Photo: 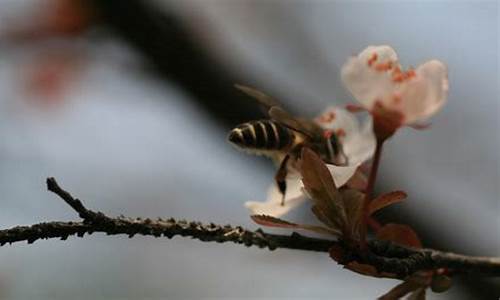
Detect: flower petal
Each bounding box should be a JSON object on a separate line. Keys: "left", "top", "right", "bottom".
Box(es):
{"left": 316, "top": 107, "right": 375, "bottom": 165}
{"left": 343, "top": 118, "right": 376, "bottom": 165}
{"left": 316, "top": 106, "right": 359, "bottom": 135}
{"left": 341, "top": 45, "right": 399, "bottom": 109}
{"left": 245, "top": 176, "right": 306, "bottom": 217}
{"left": 326, "top": 164, "right": 359, "bottom": 188}
{"left": 342, "top": 45, "right": 448, "bottom": 124}
{"left": 398, "top": 60, "right": 448, "bottom": 123}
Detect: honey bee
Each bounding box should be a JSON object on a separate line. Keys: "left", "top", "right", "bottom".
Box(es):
{"left": 228, "top": 84, "right": 347, "bottom": 203}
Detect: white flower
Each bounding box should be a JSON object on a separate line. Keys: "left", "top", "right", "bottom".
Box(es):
{"left": 245, "top": 108, "right": 375, "bottom": 217}
{"left": 341, "top": 45, "right": 448, "bottom": 130}
{"left": 316, "top": 107, "right": 375, "bottom": 166}
{"left": 245, "top": 171, "right": 305, "bottom": 216}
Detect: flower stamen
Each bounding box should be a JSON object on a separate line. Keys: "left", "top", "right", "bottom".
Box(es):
{"left": 374, "top": 61, "right": 393, "bottom": 72}
{"left": 392, "top": 93, "right": 402, "bottom": 105}
{"left": 392, "top": 67, "right": 416, "bottom": 83}
{"left": 367, "top": 52, "right": 378, "bottom": 66}
{"left": 323, "top": 129, "right": 334, "bottom": 139}
{"left": 317, "top": 111, "right": 336, "bottom": 124}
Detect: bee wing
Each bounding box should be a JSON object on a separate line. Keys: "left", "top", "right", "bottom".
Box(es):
{"left": 234, "top": 84, "right": 281, "bottom": 114}
{"left": 235, "top": 84, "right": 323, "bottom": 138}
{"left": 269, "top": 106, "right": 323, "bottom": 138}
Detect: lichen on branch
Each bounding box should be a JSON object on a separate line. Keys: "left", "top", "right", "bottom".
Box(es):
{"left": 0, "top": 178, "right": 497, "bottom": 282}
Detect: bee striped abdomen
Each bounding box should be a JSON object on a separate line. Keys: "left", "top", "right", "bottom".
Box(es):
{"left": 228, "top": 120, "right": 294, "bottom": 151}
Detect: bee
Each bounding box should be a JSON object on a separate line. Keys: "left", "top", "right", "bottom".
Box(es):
{"left": 228, "top": 84, "right": 347, "bottom": 203}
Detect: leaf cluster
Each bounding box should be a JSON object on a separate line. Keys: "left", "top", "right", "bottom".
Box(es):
{"left": 251, "top": 148, "right": 453, "bottom": 299}
{"left": 252, "top": 148, "right": 407, "bottom": 243}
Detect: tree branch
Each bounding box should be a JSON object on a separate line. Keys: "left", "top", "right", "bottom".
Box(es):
{"left": 0, "top": 178, "right": 498, "bottom": 280}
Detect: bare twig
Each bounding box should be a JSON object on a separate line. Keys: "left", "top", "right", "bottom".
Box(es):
{"left": 46, "top": 178, "right": 107, "bottom": 223}
{"left": 0, "top": 178, "right": 498, "bottom": 280}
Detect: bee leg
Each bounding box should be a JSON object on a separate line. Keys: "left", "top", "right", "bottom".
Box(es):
{"left": 275, "top": 155, "right": 290, "bottom": 206}
{"left": 338, "top": 142, "right": 349, "bottom": 166}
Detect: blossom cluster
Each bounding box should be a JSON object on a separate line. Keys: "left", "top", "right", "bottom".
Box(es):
{"left": 233, "top": 45, "right": 450, "bottom": 299}
{"left": 246, "top": 45, "right": 448, "bottom": 218}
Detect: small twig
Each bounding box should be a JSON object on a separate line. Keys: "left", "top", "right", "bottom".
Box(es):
{"left": 0, "top": 178, "right": 497, "bottom": 279}
{"left": 46, "top": 177, "right": 108, "bottom": 223}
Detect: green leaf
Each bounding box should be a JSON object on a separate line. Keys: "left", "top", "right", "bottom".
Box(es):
{"left": 369, "top": 190, "right": 407, "bottom": 215}
{"left": 376, "top": 223, "right": 422, "bottom": 248}
{"left": 250, "top": 215, "right": 339, "bottom": 236}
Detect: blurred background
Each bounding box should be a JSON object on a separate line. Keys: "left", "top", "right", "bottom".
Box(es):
{"left": 0, "top": 0, "right": 498, "bottom": 299}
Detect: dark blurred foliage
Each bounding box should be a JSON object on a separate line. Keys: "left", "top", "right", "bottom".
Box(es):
{"left": 3, "top": 0, "right": 92, "bottom": 41}
{"left": 91, "top": 0, "right": 265, "bottom": 129}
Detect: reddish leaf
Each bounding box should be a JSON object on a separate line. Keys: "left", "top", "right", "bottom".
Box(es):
{"left": 300, "top": 224, "right": 340, "bottom": 236}
{"left": 358, "top": 161, "right": 372, "bottom": 176}
{"left": 250, "top": 215, "right": 339, "bottom": 236}
{"left": 330, "top": 247, "right": 396, "bottom": 279}
{"left": 311, "top": 205, "right": 342, "bottom": 233}
{"left": 300, "top": 225, "right": 340, "bottom": 236}
{"left": 300, "top": 148, "right": 338, "bottom": 199}
{"left": 379, "top": 273, "right": 430, "bottom": 300}
{"left": 345, "top": 262, "right": 396, "bottom": 279}
{"left": 300, "top": 148, "right": 346, "bottom": 226}
{"left": 409, "top": 122, "right": 432, "bottom": 130}
{"left": 340, "top": 189, "right": 365, "bottom": 239}
{"left": 346, "top": 262, "right": 379, "bottom": 277}
{"left": 376, "top": 223, "right": 422, "bottom": 248}
{"left": 378, "top": 280, "right": 422, "bottom": 300}
{"left": 431, "top": 274, "right": 452, "bottom": 293}
{"left": 251, "top": 215, "right": 299, "bottom": 228}
{"left": 345, "top": 169, "right": 368, "bottom": 191}
{"left": 407, "top": 288, "right": 426, "bottom": 300}
{"left": 345, "top": 103, "right": 366, "bottom": 113}
{"left": 368, "top": 191, "right": 407, "bottom": 215}
{"left": 367, "top": 217, "right": 383, "bottom": 232}
{"left": 328, "top": 245, "right": 345, "bottom": 263}
{"left": 330, "top": 250, "right": 397, "bottom": 279}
